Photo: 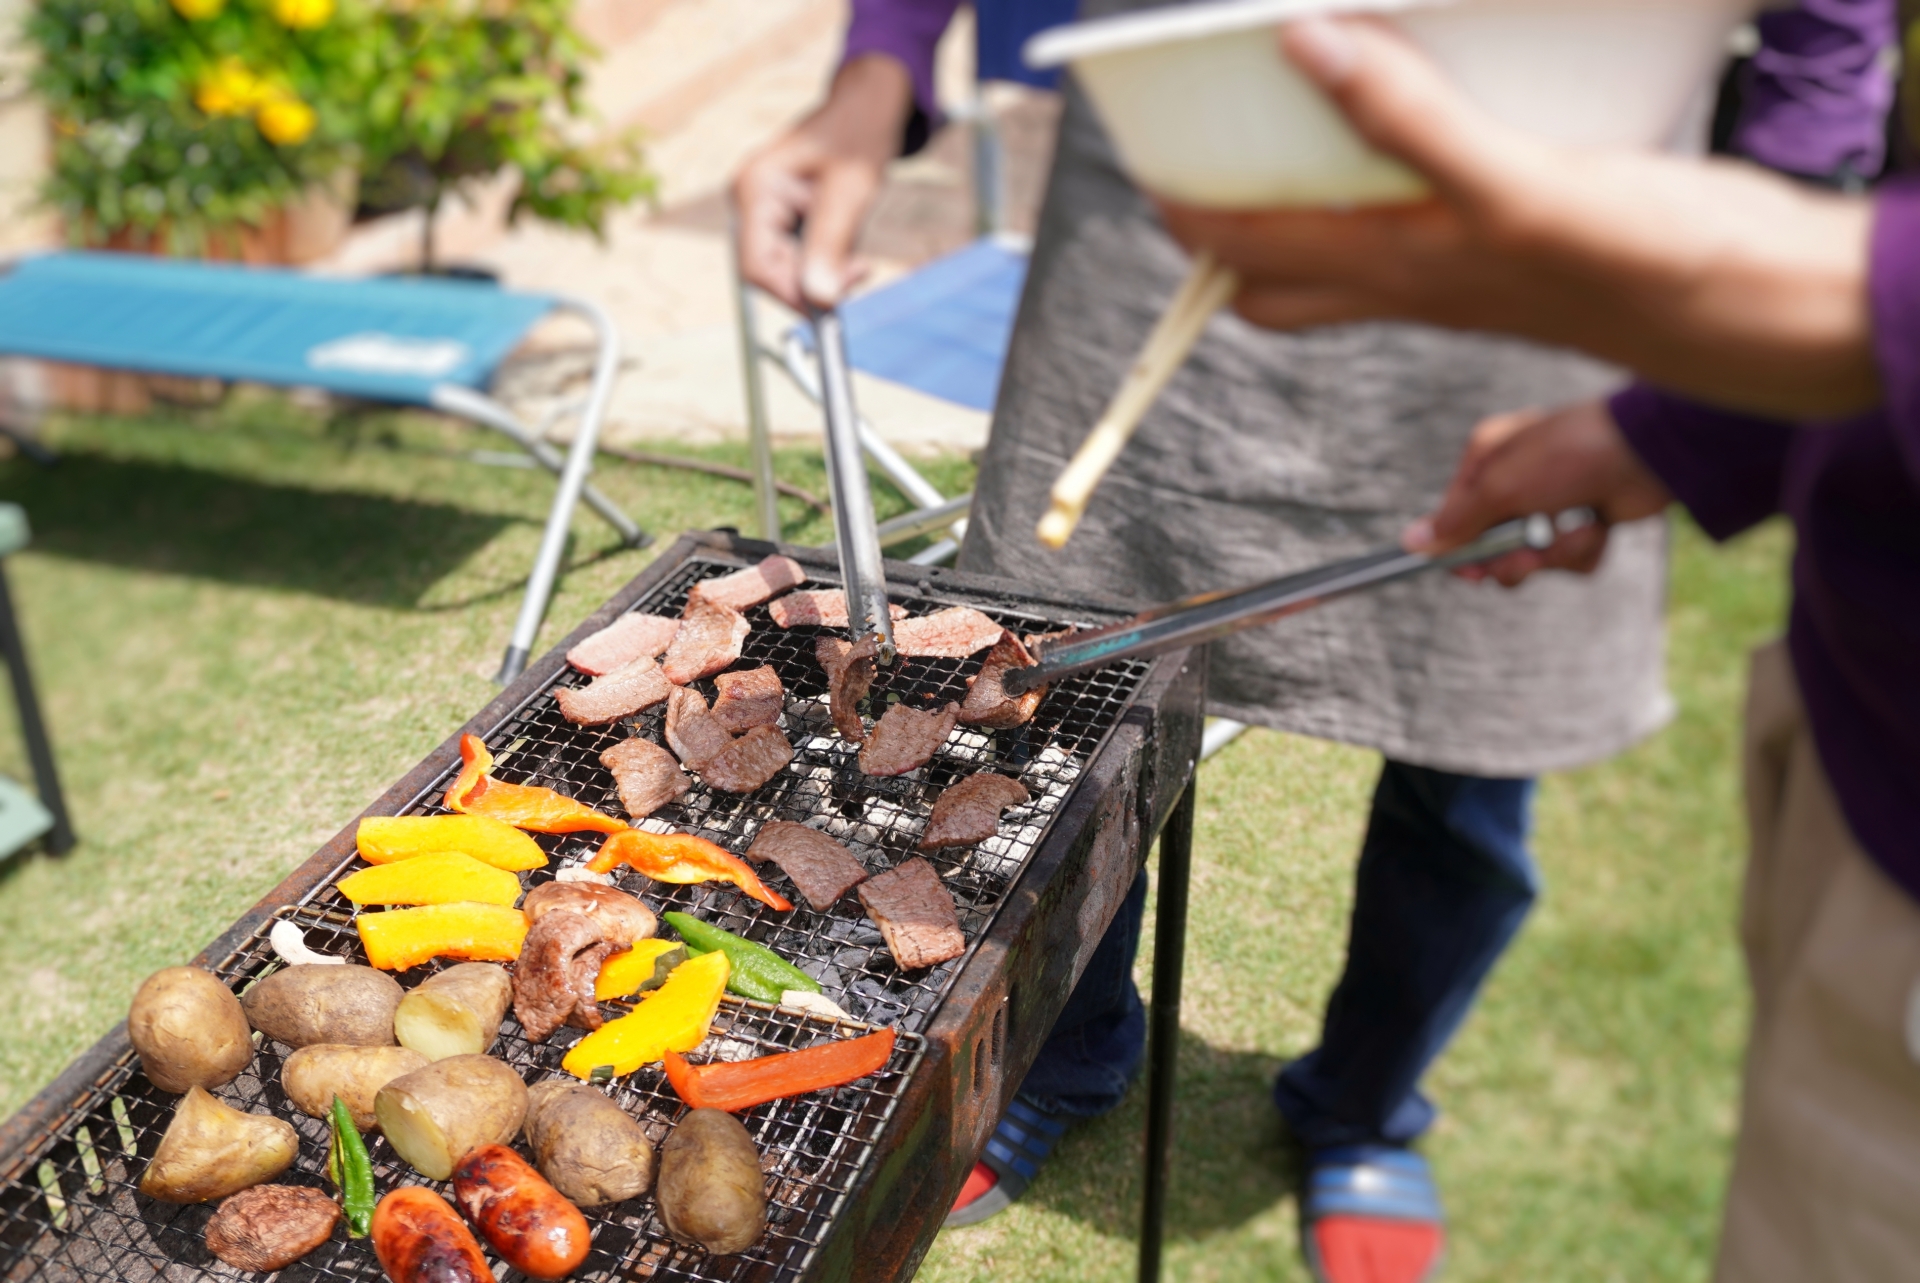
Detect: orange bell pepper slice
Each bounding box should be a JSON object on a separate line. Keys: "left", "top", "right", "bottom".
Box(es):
{"left": 446, "top": 734, "right": 625, "bottom": 835}
{"left": 662, "top": 1028, "right": 896, "bottom": 1113}
{"left": 587, "top": 829, "right": 792, "bottom": 912}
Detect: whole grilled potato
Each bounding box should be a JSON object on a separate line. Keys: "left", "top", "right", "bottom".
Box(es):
{"left": 281, "top": 1043, "right": 428, "bottom": 1131}
{"left": 242, "top": 964, "right": 402, "bottom": 1049}
{"left": 656, "top": 1108, "right": 765, "bottom": 1255}
{"left": 523, "top": 1080, "right": 654, "bottom": 1206}
{"left": 127, "top": 966, "right": 254, "bottom": 1093}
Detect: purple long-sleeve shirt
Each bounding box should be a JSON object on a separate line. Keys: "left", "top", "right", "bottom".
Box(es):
{"left": 1612, "top": 180, "right": 1920, "bottom": 902}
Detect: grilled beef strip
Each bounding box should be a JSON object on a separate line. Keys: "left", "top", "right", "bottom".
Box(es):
{"left": 664, "top": 686, "right": 735, "bottom": 769}
{"left": 514, "top": 910, "right": 619, "bottom": 1041}
{"left": 745, "top": 820, "right": 869, "bottom": 910}
{"left": 892, "top": 606, "right": 1004, "bottom": 659}
{"left": 711, "top": 664, "right": 785, "bottom": 734}
{"left": 769, "top": 591, "right": 907, "bottom": 630}
{"left": 858, "top": 701, "right": 960, "bottom": 777}
{"left": 555, "top": 654, "right": 673, "bottom": 726}
{"left": 857, "top": 857, "right": 965, "bottom": 971}
{"left": 600, "top": 736, "right": 691, "bottom": 819}
{"left": 567, "top": 613, "right": 680, "bottom": 676}
{"left": 684, "top": 554, "right": 807, "bottom": 612}
{"left": 663, "top": 597, "right": 750, "bottom": 685}
{"left": 919, "top": 772, "right": 1032, "bottom": 850}
{"left": 957, "top": 630, "right": 1046, "bottom": 729}
{"left": 816, "top": 635, "right": 878, "bottom": 743}
{"left": 699, "top": 724, "right": 795, "bottom": 793}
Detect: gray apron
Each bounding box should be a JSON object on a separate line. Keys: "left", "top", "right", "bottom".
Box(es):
{"left": 956, "top": 74, "right": 1671, "bottom": 778}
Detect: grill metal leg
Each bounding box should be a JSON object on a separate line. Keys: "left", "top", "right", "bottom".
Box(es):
{"left": 1139, "top": 781, "right": 1196, "bottom": 1283}
{"left": 0, "top": 563, "right": 73, "bottom": 853}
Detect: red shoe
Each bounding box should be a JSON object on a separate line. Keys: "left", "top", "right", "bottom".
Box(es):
{"left": 943, "top": 1100, "right": 1068, "bottom": 1229}
{"left": 1301, "top": 1147, "right": 1445, "bottom": 1283}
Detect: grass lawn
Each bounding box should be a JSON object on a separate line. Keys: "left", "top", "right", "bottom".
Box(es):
{"left": 0, "top": 396, "right": 1788, "bottom": 1281}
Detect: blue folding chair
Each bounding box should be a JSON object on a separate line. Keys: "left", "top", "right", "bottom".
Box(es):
{"left": 0, "top": 251, "right": 646, "bottom": 682}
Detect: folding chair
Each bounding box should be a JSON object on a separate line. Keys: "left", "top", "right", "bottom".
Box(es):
{"left": 0, "top": 251, "right": 647, "bottom": 683}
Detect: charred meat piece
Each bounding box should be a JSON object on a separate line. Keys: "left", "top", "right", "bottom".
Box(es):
{"left": 958, "top": 630, "right": 1045, "bottom": 729}
{"left": 920, "top": 773, "right": 1032, "bottom": 850}
{"left": 816, "top": 635, "right": 878, "bottom": 743}
{"left": 699, "top": 724, "right": 795, "bottom": 794}
{"left": 569, "top": 941, "right": 617, "bottom": 1030}
{"left": 600, "top": 737, "right": 691, "bottom": 819}
{"left": 858, "top": 857, "right": 965, "bottom": 971}
{"left": 568, "top": 613, "right": 680, "bottom": 676}
{"left": 769, "top": 591, "right": 907, "bottom": 630}
{"left": 746, "top": 820, "right": 868, "bottom": 910}
{"left": 893, "top": 607, "right": 1004, "bottom": 659}
{"left": 663, "top": 598, "right": 750, "bottom": 686}
{"left": 859, "top": 702, "right": 960, "bottom": 777}
{"left": 685, "top": 554, "right": 807, "bottom": 612}
{"left": 205, "top": 1186, "right": 341, "bottom": 1272}
{"left": 665, "top": 686, "right": 735, "bottom": 769}
{"left": 515, "top": 910, "right": 619, "bottom": 1041}
{"left": 711, "top": 665, "right": 785, "bottom": 734}
{"left": 555, "top": 655, "right": 672, "bottom": 726}
{"left": 521, "top": 880, "right": 658, "bottom": 945}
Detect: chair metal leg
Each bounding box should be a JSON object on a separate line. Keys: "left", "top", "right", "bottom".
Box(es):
{"left": 1139, "top": 781, "right": 1196, "bottom": 1283}
{"left": 494, "top": 298, "right": 624, "bottom": 685}
{"left": 731, "top": 242, "right": 783, "bottom": 543}
{"left": 0, "top": 562, "right": 73, "bottom": 853}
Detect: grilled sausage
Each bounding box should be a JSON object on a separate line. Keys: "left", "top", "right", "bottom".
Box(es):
{"left": 370, "top": 1187, "right": 495, "bottom": 1283}
{"left": 451, "top": 1144, "right": 591, "bottom": 1279}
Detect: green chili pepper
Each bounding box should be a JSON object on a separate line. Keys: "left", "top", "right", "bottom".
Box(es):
{"left": 663, "top": 912, "right": 822, "bottom": 1005}
{"left": 327, "top": 1096, "right": 375, "bottom": 1239}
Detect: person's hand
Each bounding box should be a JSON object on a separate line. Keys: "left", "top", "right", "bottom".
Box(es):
{"left": 1404, "top": 399, "right": 1672, "bottom": 587}
{"left": 1157, "top": 18, "right": 1879, "bottom": 422}
{"left": 732, "top": 54, "right": 912, "bottom": 310}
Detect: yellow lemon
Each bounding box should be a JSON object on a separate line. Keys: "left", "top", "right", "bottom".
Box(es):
{"left": 255, "top": 95, "right": 317, "bottom": 146}
{"left": 193, "top": 58, "right": 266, "bottom": 117}
{"left": 271, "top": 0, "right": 334, "bottom": 28}
{"left": 170, "top": 0, "right": 224, "bottom": 19}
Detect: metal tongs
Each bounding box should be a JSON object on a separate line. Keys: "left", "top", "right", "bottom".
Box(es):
{"left": 1000, "top": 509, "right": 1598, "bottom": 696}
{"left": 811, "top": 306, "right": 897, "bottom": 664}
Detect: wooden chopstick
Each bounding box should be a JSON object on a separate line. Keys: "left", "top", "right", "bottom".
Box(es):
{"left": 1036, "top": 251, "right": 1240, "bottom": 550}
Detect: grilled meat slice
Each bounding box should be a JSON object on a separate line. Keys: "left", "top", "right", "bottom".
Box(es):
{"left": 514, "top": 910, "right": 616, "bottom": 1041}
{"left": 662, "top": 598, "right": 750, "bottom": 685}
{"left": 685, "top": 554, "right": 807, "bottom": 612}
{"left": 699, "top": 724, "right": 794, "bottom": 793}
{"left": 568, "top": 942, "right": 617, "bottom": 1031}
{"left": 768, "top": 591, "right": 907, "bottom": 630}
{"left": 568, "top": 613, "right": 680, "bottom": 676}
{"left": 919, "top": 773, "right": 1031, "bottom": 850}
{"left": 816, "top": 635, "right": 878, "bottom": 743}
{"left": 664, "top": 686, "right": 734, "bottom": 769}
{"left": 555, "top": 655, "right": 672, "bottom": 726}
{"left": 893, "top": 607, "right": 1004, "bottom": 659}
{"left": 711, "top": 664, "right": 785, "bottom": 734}
{"left": 958, "top": 630, "right": 1045, "bottom": 729}
{"left": 521, "top": 881, "right": 658, "bottom": 945}
{"left": 858, "top": 857, "right": 965, "bottom": 971}
{"left": 746, "top": 820, "right": 868, "bottom": 910}
{"left": 858, "top": 702, "right": 960, "bottom": 777}
{"left": 600, "top": 736, "right": 691, "bottom": 819}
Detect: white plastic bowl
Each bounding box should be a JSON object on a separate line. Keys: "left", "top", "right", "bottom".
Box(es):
{"left": 1026, "top": 0, "right": 1755, "bottom": 208}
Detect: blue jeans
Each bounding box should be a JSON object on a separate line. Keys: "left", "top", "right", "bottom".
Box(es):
{"left": 1016, "top": 760, "right": 1537, "bottom": 1147}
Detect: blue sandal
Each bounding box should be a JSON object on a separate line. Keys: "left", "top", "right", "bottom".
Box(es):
{"left": 1301, "top": 1146, "right": 1446, "bottom": 1283}
{"left": 943, "top": 1098, "right": 1069, "bottom": 1228}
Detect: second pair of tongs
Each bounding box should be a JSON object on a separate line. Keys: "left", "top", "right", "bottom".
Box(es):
{"left": 810, "top": 307, "right": 897, "bottom": 663}
{"left": 1000, "top": 509, "right": 1597, "bottom": 696}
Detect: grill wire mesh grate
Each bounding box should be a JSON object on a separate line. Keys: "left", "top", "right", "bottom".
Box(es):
{"left": 0, "top": 548, "right": 1153, "bottom": 1282}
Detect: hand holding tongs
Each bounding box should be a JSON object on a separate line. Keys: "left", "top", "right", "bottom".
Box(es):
{"left": 1000, "top": 509, "right": 1598, "bottom": 696}
{"left": 810, "top": 306, "right": 897, "bottom": 663}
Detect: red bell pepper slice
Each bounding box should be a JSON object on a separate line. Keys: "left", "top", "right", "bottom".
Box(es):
{"left": 587, "top": 829, "right": 792, "bottom": 912}
{"left": 445, "top": 734, "right": 626, "bottom": 835}
{"left": 662, "top": 1028, "right": 896, "bottom": 1112}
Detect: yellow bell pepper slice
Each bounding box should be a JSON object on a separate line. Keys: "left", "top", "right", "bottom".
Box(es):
{"left": 357, "top": 902, "right": 529, "bottom": 971}
{"left": 355, "top": 815, "right": 547, "bottom": 872}
{"left": 563, "top": 950, "right": 729, "bottom": 1079}
{"left": 337, "top": 851, "right": 523, "bottom": 908}
{"left": 594, "top": 939, "right": 688, "bottom": 1001}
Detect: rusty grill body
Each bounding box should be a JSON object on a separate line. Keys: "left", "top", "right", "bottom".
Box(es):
{"left": 0, "top": 532, "right": 1204, "bottom": 1283}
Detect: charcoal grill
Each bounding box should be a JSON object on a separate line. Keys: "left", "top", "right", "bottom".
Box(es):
{"left": 0, "top": 531, "right": 1205, "bottom": 1283}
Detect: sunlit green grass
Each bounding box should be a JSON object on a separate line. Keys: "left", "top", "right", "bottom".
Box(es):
{"left": 0, "top": 397, "right": 1788, "bottom": 1281}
